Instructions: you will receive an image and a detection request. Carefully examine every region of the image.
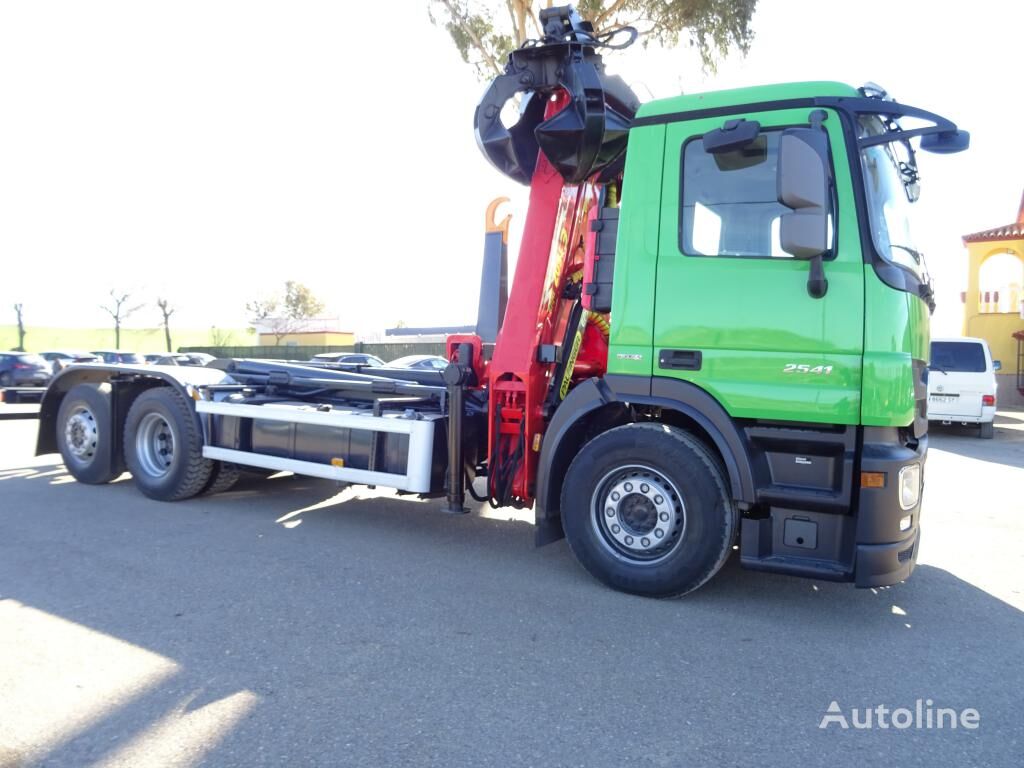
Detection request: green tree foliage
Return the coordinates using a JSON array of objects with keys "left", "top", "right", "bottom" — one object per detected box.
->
[
  {"left": 429, "top": 0, "right": 756, "bottom": 79},
  {"left": 283, "top": 280, "right": 325, "bottom": 321}
]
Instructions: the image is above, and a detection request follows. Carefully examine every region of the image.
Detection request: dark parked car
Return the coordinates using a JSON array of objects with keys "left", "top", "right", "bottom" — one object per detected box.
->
[
  {"left": 152, "top": 353, "right": 215, "bottom": 367},
  {"left": 0, "top": 352, "right": 52, "bottom": 387},
  {"left": 91, "top": 350, "right": 144, "bottom": 364},
  {"left": 387, "top": 354, "right": 449, "bottom": 371},
  {"left": 309, "top": 353, "right": 385, "bottom": 368},
  {"left": 40, "top": 350, "right": 101, "bottom": 374}
]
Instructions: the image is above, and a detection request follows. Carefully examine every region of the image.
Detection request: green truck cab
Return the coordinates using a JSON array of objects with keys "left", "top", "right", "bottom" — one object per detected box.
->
[{"left": 538, "top": 81, "right": 965, "bottom": 594}]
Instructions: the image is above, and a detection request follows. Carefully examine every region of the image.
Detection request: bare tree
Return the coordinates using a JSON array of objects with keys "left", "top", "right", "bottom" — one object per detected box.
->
[
  {"left": 246, "top": 296, "right": 289, "bottom": 345},
  {"left": 209, "top": 326, "right": 235, "bottom": 347},
  {"left": 246, "top": 282, "right": 326, "bottom": 346},
  {"left": 156, "top": 298, "right": 175, "bottom": 352},
  {"left": 100, "top": 290, "right": 143, "bottom": 349},
  {"left": 13, "top": 303, "right": 26, "bottom": 351}
]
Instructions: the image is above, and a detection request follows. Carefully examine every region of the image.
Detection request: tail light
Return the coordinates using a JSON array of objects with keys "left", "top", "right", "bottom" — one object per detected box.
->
[
  {"left": 13, "top": 363, "right": 29, "bottom": 369},
  {"left": 982, "top": 394, "right": 996, "bottom": 406}
]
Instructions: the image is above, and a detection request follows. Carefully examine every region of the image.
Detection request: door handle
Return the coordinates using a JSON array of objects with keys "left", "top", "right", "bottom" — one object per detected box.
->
[{"left": 659, "top": 349, "right": 702, "bottom": 371}]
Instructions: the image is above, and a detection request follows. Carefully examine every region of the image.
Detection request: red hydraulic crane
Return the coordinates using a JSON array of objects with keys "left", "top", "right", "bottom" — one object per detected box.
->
[{"left": 447, "top": 6, "right": 639, "bottom": 509}]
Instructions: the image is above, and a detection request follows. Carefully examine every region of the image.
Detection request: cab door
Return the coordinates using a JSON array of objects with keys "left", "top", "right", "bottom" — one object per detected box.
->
[{"left": 654, "top": 107, "right": 863, "bottom": 425}]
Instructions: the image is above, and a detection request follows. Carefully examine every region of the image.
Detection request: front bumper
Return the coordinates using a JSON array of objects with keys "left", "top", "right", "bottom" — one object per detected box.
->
[
  {"left": 852, "top": 431, "right": 926, "bottom": 587},
  {"left": 739, "top": 428, "right": 926, "bottom": 588}
]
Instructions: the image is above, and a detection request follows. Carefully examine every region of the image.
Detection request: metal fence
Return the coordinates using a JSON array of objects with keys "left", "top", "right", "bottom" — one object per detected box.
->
[{"left": 180, "top": 341, "right": 447, "bottom": 362}]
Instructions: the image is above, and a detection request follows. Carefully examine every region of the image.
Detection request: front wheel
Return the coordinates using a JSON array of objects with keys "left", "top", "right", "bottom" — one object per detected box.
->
[
  {"left": 124, "top": 387, "right": 213, "bottom": 500},
  {"left": 561, "top": 423, "right": 738, "bottom": 598}
]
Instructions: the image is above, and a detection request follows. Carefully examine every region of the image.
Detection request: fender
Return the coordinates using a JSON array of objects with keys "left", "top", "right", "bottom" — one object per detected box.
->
[
  {"left": 534, "top": 374, "right": 756, "bottom": 545},
  {"left": 35, "top": 364, "right": 227, "bottom": 456}
]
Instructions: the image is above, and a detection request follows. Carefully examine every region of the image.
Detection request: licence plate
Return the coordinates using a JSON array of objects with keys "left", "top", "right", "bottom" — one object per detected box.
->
[{"left": 929, "top": 395, "right": 957, "bottom": 404}]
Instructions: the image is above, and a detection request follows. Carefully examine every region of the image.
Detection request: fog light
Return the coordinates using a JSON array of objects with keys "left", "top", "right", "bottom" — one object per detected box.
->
[
  {"left": 899, "top": 514, "right": 912, "bottom": 532},
  {"left": 898, "top": 464, "right": 921, "bottom": 510}
]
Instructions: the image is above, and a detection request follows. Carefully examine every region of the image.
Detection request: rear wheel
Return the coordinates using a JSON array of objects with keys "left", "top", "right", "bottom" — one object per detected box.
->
[
  {"left": 561, "top": 423, "right": 738, "bottom": 598},
  {"left": 124, "top": 387, "right": 212, "bottom": 500},
  {"left": 202, "top": 461, "right": 241, "bottom": 494},
  {"left": 980, "top": 421, "right": 994, "bottom": 439},
  {"left": 0, "top": 372, "right": 12, "bottom": 387},
  {"left": 57, "top": 383, "right": 124, "bottom": 484}
]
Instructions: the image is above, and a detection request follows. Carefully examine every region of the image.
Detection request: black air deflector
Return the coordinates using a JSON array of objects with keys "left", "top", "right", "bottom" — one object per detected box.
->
[{"left": 582, "top": 207, "right": 618, "bottom": 312}]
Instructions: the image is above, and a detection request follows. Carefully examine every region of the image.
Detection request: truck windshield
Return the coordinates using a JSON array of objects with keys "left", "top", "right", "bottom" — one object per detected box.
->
[{"left": 858, "top": 116, "right": 927, "bottom": 280}]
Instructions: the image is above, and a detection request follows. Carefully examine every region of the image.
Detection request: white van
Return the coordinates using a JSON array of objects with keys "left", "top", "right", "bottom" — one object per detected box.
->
[{"left": 928, "top": 337, "right": 1000, "bottom": 438}]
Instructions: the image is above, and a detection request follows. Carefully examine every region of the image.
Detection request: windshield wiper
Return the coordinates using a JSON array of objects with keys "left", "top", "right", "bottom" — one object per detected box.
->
[{"left": 890, "top": 243, "right": 923, "bottom": 264}]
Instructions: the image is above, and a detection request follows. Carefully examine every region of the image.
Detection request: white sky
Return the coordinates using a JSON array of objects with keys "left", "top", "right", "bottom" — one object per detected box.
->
[{"left": 1, "top": 0, "right": 1022, "bottom": 337}]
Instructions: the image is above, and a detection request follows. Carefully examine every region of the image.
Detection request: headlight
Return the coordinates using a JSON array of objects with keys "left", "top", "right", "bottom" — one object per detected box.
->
[{"left": 898, "top": 464, "right": 921, "bottom": 510}]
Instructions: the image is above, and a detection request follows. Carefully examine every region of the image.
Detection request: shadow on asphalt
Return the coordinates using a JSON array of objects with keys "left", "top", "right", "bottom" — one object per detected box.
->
[
  {"left": 3, "top": 457, "right": 1022, "bottom": 765},
  {"left": 927, "top": 409, "right": 1024, "bottom": 469}
]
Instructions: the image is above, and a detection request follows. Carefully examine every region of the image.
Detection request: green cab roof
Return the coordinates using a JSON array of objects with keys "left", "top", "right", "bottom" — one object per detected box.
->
[{"left": 635, "top": 81, "right": 861, "bottom": 120}]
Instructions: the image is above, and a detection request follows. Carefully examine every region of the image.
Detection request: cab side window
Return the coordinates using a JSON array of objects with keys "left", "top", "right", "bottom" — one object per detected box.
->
[{"left": 680, "top": 131, "right": 833, "bottom": 259}]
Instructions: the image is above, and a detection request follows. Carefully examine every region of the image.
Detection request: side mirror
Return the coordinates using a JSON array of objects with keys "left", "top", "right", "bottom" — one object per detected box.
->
[
  {"left": 920, "top": 130, "right": 970, "bottom": 155},
  {"left": 993, "top": 360, "right": 1002, "bottom": 371},
  {"left": 777, "top": 129, "right": 829, "bottom": 257},
  {"left": 777, "top": 116, "right": 831, "bottom": 298}
]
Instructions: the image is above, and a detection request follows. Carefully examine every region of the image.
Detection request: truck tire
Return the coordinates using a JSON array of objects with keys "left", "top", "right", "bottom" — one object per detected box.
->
[
  {"left": 202, "top": 461, "right": 241, "bottom": 494},
  {"left": 56, "top": 383, "right": 124, "bottom": 484},
  {"left": 980, "top": 421, "right": 994, "bottom": 439},
  {"left": 124, "top": 387, "right": 213, "bottom": 501},
  {"left": 560, "top": 423, "right": 738, "bottom": 598}
]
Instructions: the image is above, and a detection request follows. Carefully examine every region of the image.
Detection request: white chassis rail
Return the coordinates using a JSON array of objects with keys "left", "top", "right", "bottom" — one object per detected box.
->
[{"left": 195, "top": 400, "right": 437, "bottom": 493}]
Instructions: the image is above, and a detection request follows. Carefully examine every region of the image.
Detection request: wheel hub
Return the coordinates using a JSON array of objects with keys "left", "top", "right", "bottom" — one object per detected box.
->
[
  {"left": 64, "top": 407, "right": 98, "bottom": 461},
  {"left": 135, "top": 412, "right": 175, "bottom": 478},
  {"left": 593, "top": 466, "right": 685, "bottom": 561}
]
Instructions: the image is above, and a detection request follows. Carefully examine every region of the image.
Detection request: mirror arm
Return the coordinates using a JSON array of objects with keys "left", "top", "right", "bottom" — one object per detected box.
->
[
  {"left": 807, "top": 255, "right": 828, "bottom": 299},
  {"left": 806, "top": 110, "right": 829, "bottom": 299}
]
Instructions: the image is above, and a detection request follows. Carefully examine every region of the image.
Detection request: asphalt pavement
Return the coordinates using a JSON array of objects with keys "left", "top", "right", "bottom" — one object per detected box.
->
[{"left": 1, "top": 414, "right": 1021, "bottom": 767}]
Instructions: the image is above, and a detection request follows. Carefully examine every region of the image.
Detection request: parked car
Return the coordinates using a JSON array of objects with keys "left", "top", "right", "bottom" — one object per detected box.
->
[
  {"left": 40, "top": 350, "right": 101, "bottom": 374},
  {"left": 387, "top": 354, "right": 449, "bottom": 371},
  {"left": 92, "top": 350, "right": 144, "bottom": 364},
  {"left": 142, "top": 353, "right": 167, "bottom": 364},
  {"left": 928, "top": 336, "right": 1000, "bottom": 438},
  {"left": 152, "top": 353, "right": 215, "bottom": 367},
  {"left": 309, "top": 353, "right": 385, "bottom": 368},
  {"left": 0, "top": 352, "right": 52, "bottom": 387}
]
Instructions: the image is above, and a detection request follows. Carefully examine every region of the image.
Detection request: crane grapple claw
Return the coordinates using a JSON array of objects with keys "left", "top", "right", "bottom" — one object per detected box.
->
[{"left": 473, "top": 5, "right": 640, "bottom": 185}]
